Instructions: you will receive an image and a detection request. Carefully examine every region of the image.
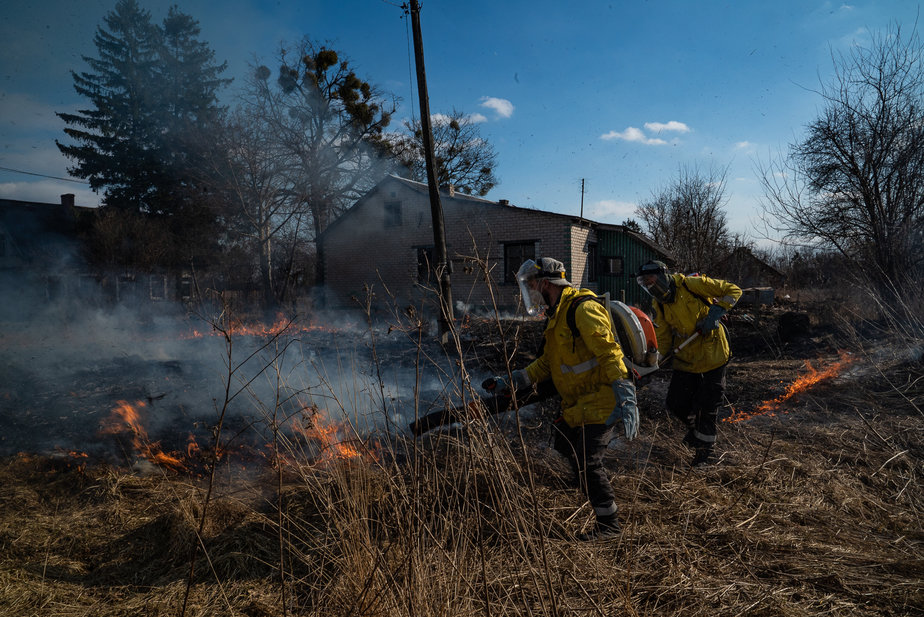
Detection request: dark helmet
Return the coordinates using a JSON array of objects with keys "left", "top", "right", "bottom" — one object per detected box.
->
[{"left": 636, "top": 260, "right": 674, "bottom": 302}]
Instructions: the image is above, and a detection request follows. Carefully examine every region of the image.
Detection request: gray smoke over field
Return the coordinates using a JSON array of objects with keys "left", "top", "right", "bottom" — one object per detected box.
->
[{"left": 0, "top": 285, "right": 464, "bottom": 464}]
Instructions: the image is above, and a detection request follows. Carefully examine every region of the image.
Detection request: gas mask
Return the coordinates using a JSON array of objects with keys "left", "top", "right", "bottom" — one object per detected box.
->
[{"left": 636, "top": 261, "right": 675, "bottom": 302}]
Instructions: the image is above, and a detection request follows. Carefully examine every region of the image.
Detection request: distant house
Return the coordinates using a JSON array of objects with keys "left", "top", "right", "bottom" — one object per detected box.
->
[
  {"left": 712, "top": 246, "right": 786, "bottom": 306},
  {"left": 317, "top": 175, "right": 673, "bottom": 314},
  {"left": 0, "top": 194, "right": 197, "bottom": 316},
  {"left": 713, "top": 247, "right": 785, "bottom": 289},
  {"left": 0, "top": 194, "right": 90, "bottom": 318}
]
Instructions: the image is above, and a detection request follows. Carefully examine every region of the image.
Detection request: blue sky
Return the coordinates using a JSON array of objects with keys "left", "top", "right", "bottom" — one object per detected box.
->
[{"left": 1, "top": 0, "right": 921, "bottom": 243}]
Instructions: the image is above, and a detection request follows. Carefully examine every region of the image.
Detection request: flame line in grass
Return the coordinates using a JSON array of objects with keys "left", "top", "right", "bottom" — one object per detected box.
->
[
  {"left": 99, "top": 400, "right": 187, "bottom": 471},
  {"left": 724, "top": 351, "right": 853, "bottom": 423},
  {"left": 182, "top": 313, "right": 342, "bottom": 339},
  {"left": 99, "top": 398, "right": 370, "bottom": 473}
]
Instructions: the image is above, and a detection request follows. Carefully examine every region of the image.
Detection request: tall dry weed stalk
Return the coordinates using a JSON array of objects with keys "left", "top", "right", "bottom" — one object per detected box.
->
[{"left": 179, "top": 293, "right": 297, "bottom": 616}]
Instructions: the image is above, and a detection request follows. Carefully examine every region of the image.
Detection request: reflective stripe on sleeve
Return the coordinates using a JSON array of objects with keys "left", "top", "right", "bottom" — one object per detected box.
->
[{"left": 560, "top": 357, "right": 599, "bottom": 374}]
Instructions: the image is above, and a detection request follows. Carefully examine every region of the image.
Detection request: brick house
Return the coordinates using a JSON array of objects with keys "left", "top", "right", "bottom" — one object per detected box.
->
[{"left": 317, "top": 175, "right": 673, "bottom": 314}]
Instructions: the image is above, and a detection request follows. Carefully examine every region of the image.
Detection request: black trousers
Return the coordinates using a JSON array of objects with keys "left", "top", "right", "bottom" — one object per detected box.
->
[
  {"left": 666, "top": 363, "right": 727, "bottom": 449},
  {"left": 553, "top": 422, "right": 617, "bottom": 512}
]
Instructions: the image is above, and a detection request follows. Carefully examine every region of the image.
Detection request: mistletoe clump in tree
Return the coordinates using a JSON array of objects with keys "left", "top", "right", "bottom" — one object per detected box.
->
[
  {"left": 384, "top": 108, "right": 498, "bottom": 197},
  {"left": 234, "top": 39, "right": 397, "bottom": 292}
]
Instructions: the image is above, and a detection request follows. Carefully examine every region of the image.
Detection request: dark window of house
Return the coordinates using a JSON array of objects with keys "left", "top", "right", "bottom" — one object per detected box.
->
[
  {"left": 0, "top": 234, "right": 5, "bottom": 257},
  {"left": 384, "top": 201, "right": 402, "bottom": 228},
  {"left": 417, "top": 246, "right": 434, "bottom": 283},
  {"left": 504, "top": 241, "right": 535, "bottom": 283},
  {"left": 149, "top": 274, "right": 166, "bottom": 300},
  {"left": 602, "top": 256, "right": 624, "bottom": 276},
  {"left": 587, "top": 243, "right": 598, "bottom": 282},
  {"left": 78, "top": 274, "right": 96, "bottom": 296},
  {"left": 179, "top": 275, "right": 193, "bottom": 300},
  {"left": 118, "top": 274, "right": 138, "bottom": 304}
]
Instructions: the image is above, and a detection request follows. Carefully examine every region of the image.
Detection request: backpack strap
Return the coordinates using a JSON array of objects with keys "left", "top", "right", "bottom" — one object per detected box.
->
[
  {"left": 565, "top": 294, "right": 603, "bottom": 352},
  {"left": 680, "top": 277, "right": 713, "bottom": 307}
]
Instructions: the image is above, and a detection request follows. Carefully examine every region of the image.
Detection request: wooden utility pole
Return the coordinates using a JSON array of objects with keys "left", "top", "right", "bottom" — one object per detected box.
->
[
  {"left": 408, "top": 0, "right": 454, "bottom": 340},
  {"left": 580, "top": 178, "right": 585, "bottom": 220}
]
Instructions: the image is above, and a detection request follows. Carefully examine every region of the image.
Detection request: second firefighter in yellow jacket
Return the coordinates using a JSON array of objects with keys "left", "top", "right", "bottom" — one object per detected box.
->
[{"left": 637, "top": 260, "right": 741, "bottom": 467}]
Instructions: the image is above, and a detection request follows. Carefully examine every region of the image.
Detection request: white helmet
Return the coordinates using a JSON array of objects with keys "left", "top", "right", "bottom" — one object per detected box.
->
[{"left": 516, "top": 257, "right": 571, "bottom": 316}]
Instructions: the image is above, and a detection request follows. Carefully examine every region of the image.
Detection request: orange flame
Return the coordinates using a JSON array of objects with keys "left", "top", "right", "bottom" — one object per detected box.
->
[
  {"left": 182, "top": 313, "right": 343, "bottom": 340},
  {"left": 292, "top": 404, "right": 364, "bottom": 464},
  {"left": 725, "top": 351, "right": 853, "bottom": 423},
  {"left": 100, "top": 400, "right": 187, "bottom": 471},
  {"left": 186, "top": 433, "right": 200, "bottom": 458}
]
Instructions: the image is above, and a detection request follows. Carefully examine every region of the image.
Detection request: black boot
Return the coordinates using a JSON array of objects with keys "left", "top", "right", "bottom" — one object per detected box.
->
[
  {"left": 576, "top": 513, "right": 621, "bottom": 541},
  {"left": 691, "top": 448, "right": 716, "bottom": 467}
]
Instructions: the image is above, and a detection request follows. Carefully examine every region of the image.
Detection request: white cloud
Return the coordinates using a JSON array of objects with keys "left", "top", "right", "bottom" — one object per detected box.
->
[
  {"left": 644, "top": 120, "right": 690, "bottom": 134},
  {"left": 586, "top": 199, "right": 637, "bottom": 220},
  {"left": 431, "top": 112, "right": 488, "bottom": 125},
  {"left": 734, "top": 141, "right": 754, "bottom": 149},
  {"left": 479, "top": 96, "right": 514, "bottom": 118},
  {"left": 600, "top": 126, "right": 666, "bottom": 145}
]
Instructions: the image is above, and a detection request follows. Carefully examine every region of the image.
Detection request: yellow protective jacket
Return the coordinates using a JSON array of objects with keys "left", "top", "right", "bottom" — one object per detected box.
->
[
  {"left": 524, "top": 287, "right": 629, "bottom": 427},
  {"left": 652, "top": 273, "right": 742, "bottom": 374}
]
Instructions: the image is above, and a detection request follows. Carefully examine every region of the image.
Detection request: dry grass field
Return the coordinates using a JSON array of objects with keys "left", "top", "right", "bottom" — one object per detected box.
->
[{"left": 0, "top": 300, "right": 921, "bottom": 616}]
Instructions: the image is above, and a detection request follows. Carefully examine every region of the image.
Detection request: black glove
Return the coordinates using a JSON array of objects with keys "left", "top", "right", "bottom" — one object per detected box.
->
[
  {"left": 482, "top": 370, "right": 531, "bottom": 395},
  {"left": 482, "top": 376, "right": 511, "bottom": 395},
  {"left": 697, "top": 304, "right": 726, "bottom": 334}
]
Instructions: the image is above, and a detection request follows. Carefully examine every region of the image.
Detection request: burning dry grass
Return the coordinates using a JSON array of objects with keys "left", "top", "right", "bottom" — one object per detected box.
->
[{"left": 1, "top": 310, "right": 922, "bottom": 616}]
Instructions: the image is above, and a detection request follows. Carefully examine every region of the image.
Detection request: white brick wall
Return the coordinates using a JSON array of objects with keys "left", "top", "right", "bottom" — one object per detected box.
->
[{"left": 321, "top": 178, "right": 591, "bottom": 313}]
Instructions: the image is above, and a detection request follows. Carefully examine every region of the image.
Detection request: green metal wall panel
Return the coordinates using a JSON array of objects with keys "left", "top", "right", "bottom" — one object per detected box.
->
[{"left": 595, "top": 229, "right": 663, "bottom": 308}]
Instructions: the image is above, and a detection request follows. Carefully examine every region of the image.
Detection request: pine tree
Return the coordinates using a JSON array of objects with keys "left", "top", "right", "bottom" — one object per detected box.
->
[
  {"left": 57, "top": 0, "right": 162, "bottom": 211},
  {"left": 154, "top": 6, "right": 231, "bottom": 260},
  {"left": 57, "top": 0, "right": 230, "bottom": 265}
]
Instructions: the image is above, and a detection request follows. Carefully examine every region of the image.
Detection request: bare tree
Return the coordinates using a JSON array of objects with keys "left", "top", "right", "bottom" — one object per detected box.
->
[
  {"left": 204, "top": 106, "right": 305, "bottom": 308},
  {"left": 384, "top": 108, "right": 498, "bottom": 196},
  {"left": 759, "top": 23, "right": 924, "bottom": 296},
  {"left": 636, "top": 164, "right": 731, "bottom": 272},
  {"left": 245, "top": 41, "right": 396, "bottom": 269}
]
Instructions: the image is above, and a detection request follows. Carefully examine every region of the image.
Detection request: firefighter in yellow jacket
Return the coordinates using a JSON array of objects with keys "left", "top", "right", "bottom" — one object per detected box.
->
[
  {"left": 489, "top": 257, "right": 638, "bottom": 540},
  {"left": 636, "top": 260, "right": 741, "bottom": 467}
]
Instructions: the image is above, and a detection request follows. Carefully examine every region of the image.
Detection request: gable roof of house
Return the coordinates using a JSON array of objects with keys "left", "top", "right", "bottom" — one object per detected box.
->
[
  {"left": 320, "top": 174, "right": 674, "bottom": 260},
  {"left": 713, "top": 246, "right": 785, "bottom": 279}
]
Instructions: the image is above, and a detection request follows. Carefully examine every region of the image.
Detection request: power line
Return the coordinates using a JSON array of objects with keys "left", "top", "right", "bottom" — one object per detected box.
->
[{"left": 0, "top": 165, "right": 90, "bottom": 184}]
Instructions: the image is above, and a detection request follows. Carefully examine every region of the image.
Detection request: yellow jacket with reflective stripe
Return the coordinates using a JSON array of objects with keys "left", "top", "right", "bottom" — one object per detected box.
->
[
  {"left": 525, "top": 287, "right": 629, "bottom": 427},
  {"left": 652, "top": 274, "right": 742, "bottom": 374}
]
